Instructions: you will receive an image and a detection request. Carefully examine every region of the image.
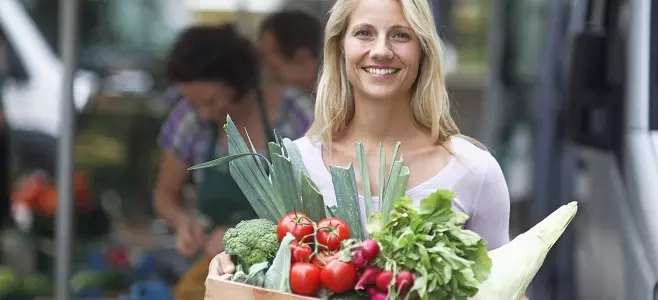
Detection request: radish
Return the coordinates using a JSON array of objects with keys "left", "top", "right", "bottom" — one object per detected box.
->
[
  {"left": 371, "top": 291, "right": 388, "bottom": 300},
  {"left": 355, "top": 266, "right": 382, "bottom": 291},
  {"left": 375, "top": 271, "right": 394, "bottom": 291},
  {"left": 353, "top": 250, "right": 368, "bottom": 269},
  {"left": 366, "top": 287, "right": 381, "bottom": 297},
  {"left": 395, "top": 271, "right": 414, "bottom": 292},
  {"left": 360, "top": 239, "right": 380, "bottom": 261}
]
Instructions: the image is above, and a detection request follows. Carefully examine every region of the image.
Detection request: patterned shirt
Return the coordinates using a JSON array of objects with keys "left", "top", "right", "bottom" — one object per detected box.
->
[{"left": 158, "top": 87, "right": 314, "bottom": 184}]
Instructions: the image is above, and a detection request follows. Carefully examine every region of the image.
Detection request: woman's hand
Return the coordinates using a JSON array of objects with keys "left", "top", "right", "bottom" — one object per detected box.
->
[
  {"left": 175, "top": 216, "right": 208, "bottom": 257},
  {"left": 206, "top": 252, "right": 236, "bottom": 282}
]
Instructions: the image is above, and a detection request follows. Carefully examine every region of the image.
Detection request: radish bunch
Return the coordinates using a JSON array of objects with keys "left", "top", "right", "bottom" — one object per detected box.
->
[{"left": 350, "top": 239, "right": 417, "bottom": 299}]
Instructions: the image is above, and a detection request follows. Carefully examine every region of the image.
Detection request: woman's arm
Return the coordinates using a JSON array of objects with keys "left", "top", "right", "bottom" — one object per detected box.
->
[
  {"left": 153, "top": 151, "right": 191, "bottom": 230},
  {"left": 468, "top": 154, "right": 511, "bottom": 250},
  {"left": 154, "top": 99, "right": 200, "bottom": 230}
]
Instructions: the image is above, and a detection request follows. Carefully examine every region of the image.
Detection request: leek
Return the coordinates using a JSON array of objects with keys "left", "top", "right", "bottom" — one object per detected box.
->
[
  {"left": 470, "top": 201, "right": 579, "bottom": 300},
  {"left": 329, "top": 164, "right": 365, "bottom": 241}
]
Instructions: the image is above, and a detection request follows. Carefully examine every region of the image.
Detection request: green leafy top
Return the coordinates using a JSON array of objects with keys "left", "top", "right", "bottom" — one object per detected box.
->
[
  {"left": 188, "top": 116, "right": 411, "bottom": 242},
  {"left": 188, "top": 116, "right": 326, "bottom": 223},
  {"left": 367, "top": 190, "right": 492, "bottom": 300}
]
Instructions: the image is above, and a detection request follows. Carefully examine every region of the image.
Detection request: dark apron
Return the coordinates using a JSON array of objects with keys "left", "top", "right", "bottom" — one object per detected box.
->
[
  {"left": 196, "top": 87, "right": 276, "bottom": 228},
  {"left": 175, "top": 88, "right": 275, "bottom": 300}
]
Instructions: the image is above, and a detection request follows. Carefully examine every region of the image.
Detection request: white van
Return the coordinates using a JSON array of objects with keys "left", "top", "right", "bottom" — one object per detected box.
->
[{"left": 485, "top": 0, "right": 658, "bottom": 299}]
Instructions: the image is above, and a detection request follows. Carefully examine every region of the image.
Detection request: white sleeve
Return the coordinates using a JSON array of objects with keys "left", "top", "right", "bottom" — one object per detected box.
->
[{"left": 467, "top": 154, "right": 511, "bottom": 250}]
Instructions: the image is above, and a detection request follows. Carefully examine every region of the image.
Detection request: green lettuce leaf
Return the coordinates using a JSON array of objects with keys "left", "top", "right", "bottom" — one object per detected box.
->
[
  {"left": 370, "top": 190, "right": 492, "bottom": 299},
  {"left": 264, "top": 233, "right": 295, "bottom": 292},
  {"left": 231, "top": 261, "right": 270, "bottom": 287}
]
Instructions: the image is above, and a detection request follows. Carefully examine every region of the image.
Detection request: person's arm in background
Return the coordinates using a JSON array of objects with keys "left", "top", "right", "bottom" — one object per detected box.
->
[
  {"left": 154, "top": 150, "right": 191, "bottom": 232},
  {"left": 153, "top": 100, "right": 207, "bottom": 257}
]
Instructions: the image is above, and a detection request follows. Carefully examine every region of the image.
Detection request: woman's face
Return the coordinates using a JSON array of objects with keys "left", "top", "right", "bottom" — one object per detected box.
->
[
  {"left": 175, "top": 81, "right": 236, "bottom": 123},
  {"left": 343, "top": 0, "right": 422, "bottom": 101}
]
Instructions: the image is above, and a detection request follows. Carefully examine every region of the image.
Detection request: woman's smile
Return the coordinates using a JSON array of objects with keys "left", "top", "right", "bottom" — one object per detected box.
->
[{"left": 362, "top": 66, "right": 401, "bottom": 79}]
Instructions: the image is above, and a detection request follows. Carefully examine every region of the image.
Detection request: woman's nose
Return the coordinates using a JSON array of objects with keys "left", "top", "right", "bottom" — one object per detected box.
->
[{"left": 369, "top": 36, "right": 394, "bottom": 60}]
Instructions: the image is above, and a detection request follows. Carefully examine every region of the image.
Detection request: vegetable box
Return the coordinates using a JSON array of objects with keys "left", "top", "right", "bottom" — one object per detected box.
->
[
  {"left": 205, "top": 278, "right": 317, "bottom": 300},
  {"left": 193, "top": 117, "right": 580, "bottom": 300}
]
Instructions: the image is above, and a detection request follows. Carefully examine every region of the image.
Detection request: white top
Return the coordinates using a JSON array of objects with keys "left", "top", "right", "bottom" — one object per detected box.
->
[{"left": 293, "top": 135, "right": 511, "bottom": 250}]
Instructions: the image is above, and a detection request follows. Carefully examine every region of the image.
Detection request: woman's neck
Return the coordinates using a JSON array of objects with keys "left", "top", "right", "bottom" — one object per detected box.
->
[{"left": 341, "top": 91, "right": 420, "bottom": 148}]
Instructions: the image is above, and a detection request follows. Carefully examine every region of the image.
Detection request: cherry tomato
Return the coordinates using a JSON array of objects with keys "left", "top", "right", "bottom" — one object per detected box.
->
[
  {"left": 291, "top": 240, "right": 313, "bottom": 263},
  {"left": 277, "top": 212, "right": 315, "bottom": 243},
  {"left": 320, "top": 259, "right": 358, "bottom": 293},
  {"left": 316, "top": 218, "right": 351, "bottom": 251},
  {"left": 290, "top": 262, "right": 321, "bottom": 296},
  {"left": 311, "top": 249, "right": 338, "bottom": 269}
]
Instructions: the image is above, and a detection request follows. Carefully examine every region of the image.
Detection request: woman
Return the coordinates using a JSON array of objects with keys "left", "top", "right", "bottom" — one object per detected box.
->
[
  {"left": 207, "top": 0, "right": 511, "bottom": 282},
  {"left": 153, "top": 24, "right": 313, "bottom": 298}
]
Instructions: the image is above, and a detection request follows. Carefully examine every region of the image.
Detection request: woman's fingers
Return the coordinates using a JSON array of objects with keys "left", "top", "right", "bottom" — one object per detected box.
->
[
  {"left": 206, "top": 254, "right": 221, "bottom": 282},
  {"left": 206, "top": 252, "right": 236, "bottom": 283},
  {"left": 217, "top": 252, "right": 235, "bottom": 274}
]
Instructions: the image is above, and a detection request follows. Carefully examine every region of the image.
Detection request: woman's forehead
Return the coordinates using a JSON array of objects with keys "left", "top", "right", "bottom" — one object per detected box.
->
[{"left": 348, "top": 0, "right": 411, "bottom": 28}]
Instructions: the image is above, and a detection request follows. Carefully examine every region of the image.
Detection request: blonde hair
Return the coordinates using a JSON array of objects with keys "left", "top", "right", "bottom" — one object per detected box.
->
[{"left": 307, "top": 0, "right": 482, "bottom": 151}]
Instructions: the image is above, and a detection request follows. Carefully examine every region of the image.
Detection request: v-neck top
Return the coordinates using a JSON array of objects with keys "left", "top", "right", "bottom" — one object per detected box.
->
[{"left": 292, "top": 135, "right": 511, "bottom": 250}]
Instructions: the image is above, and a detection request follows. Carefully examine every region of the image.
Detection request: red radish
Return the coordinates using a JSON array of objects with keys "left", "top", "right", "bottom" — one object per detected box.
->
[
  {"left": 355, "top": 266, "right": 382, "bottom": 291},
  {"left": 371, "top": 291, "right": 388, "bottom": 300},
  {"left": 352, "top": 250, "right": 368, "bottom": 269},
  {"left": 395, "top": 271, "right": 414, "bottom": 292},
  {"left": 366, "top": 287, "right": 380, "bottom": 297},
  {"left": 360, "top": 239, "right": 380, "bottom": 261},
  {"left": 375, "top": 271, "right": 394, "bottom": 291}
]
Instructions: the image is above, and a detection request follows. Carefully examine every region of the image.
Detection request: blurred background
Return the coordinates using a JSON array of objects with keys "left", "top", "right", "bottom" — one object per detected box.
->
[{"left": 0, "top": 0, "right": 655, "bottom": 299}]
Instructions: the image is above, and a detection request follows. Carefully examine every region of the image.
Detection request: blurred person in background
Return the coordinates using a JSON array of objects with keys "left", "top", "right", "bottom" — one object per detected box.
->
[
  {"left": 161, "top": 10, "right": 322, "bottom": 140},
  {"left": 153, "top": 24, "right": 314, "bottom": 299},
  {"left": 257, "top": 10, "right": 322, "bottom": 125}
]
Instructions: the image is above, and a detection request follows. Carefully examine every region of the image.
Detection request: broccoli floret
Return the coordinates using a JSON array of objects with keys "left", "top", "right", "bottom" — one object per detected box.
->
[{"left": 223, "top": 219, "right": 279, "bottom": 266}]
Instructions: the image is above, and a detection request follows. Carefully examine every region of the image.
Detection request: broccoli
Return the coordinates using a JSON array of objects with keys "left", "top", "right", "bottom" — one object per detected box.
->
[{"left": 223, "top": 219, "right": 280, "bottom": 267}]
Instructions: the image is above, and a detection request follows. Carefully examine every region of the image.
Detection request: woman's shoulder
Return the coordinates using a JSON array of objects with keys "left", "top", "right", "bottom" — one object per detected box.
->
[
  {"left": 161, "top": 100, "right": 205, "bottom": 139},
  {"left": 448, "top": 135, "right": 501, "bottom": 178},
  {"left": 292, "top": 135, "right": 321, "bottom": 155},
  {"left": 158, "top": 99, "right": 208, "bottom": 164}
]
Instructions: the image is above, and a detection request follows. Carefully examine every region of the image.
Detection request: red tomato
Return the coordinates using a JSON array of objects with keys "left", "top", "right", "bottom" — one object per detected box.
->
[
  {"left": 316, "top": 218, "right": 351, "bottom": 251},
  {"left": 291, "top": 241, "right": 313, "bottom": 263},
  {"left": 311, "top": 250, "right": 338, "bottom": 269},
  {"left": 277, "top": 212, "right": 315, "bottom": 243},
  {"left": 320, "top": 259, "right": 358, "bottom": 293},
  {"left": 290, "top": 263, "right": 321, "bottom": 296}
]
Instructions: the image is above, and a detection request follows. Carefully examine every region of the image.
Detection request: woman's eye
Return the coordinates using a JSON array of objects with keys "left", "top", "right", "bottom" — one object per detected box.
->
[
  {"left": 392, "top": 32, "right": 411, "bottom": 39},
  {"left": 354, "top": 30, "right": 371, "bottom": 37}
]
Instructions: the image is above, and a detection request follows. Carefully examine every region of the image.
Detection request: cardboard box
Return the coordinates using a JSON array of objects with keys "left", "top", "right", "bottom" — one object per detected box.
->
[{"left": 205, "top": 278, "right": 319, "bottom": 300}]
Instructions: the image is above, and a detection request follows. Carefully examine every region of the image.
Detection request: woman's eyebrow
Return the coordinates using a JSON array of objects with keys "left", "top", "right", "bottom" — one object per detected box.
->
[
  {"left": 350, "top": 23, "right": 412, "bottom": 31},
  {"left": 350, "top": 23, "right": 373, "bottom": 29},
  {"left": 389, "top": 24, "right": 412, "bottom": 31}
]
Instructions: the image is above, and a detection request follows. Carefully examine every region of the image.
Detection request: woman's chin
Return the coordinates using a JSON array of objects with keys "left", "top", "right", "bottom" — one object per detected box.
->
[{"left": 357, "top": 88, "right": 403, "bottom": 102}]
